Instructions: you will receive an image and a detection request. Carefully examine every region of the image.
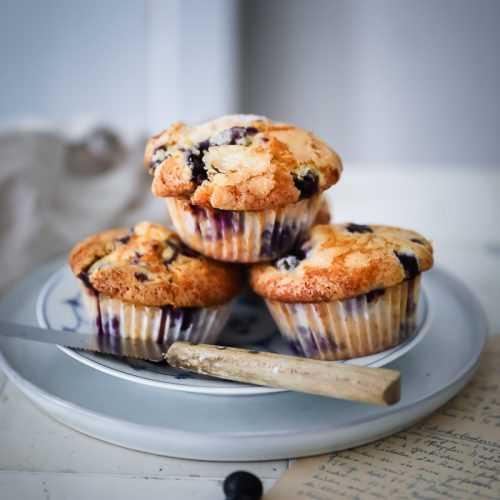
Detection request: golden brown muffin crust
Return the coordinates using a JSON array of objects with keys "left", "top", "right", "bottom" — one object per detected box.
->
[
  {"left": 69, "top": 222, "right": 243, "bottom": 307},
  {"left": 144, "top": 115, "right": 342, "bottom": 210},
  {"left": 250, "top": 223, "right": 434, "bottom": 303}
]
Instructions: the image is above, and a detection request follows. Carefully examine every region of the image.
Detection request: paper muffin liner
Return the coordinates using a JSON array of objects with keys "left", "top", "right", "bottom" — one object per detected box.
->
[
  {"left": 79, "top": 284, "right": 232, "bottom": 346},
  {"left": 265, "top": 275, "right": 422, "bottom": 361},
  {"left": 165, "top": 195, "right": 323, "bottom": 263}
]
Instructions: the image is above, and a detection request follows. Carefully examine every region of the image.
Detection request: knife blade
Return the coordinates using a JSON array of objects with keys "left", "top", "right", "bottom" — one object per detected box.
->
[
  {"left": 0, "top": 320, "right": 401, "bottom": 405},
  {"left": 0, "top": 320, "right": 165, "bottom": 361}
]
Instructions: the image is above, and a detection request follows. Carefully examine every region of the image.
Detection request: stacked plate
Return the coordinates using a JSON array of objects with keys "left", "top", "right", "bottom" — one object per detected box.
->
[{"left": 0, "top": 259, "right": 487, "bottom": 460}]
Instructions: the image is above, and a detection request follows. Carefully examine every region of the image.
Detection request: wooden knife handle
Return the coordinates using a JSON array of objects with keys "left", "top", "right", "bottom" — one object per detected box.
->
[{"left": 166, "top": 342, "right": 400, "bottom": 405}]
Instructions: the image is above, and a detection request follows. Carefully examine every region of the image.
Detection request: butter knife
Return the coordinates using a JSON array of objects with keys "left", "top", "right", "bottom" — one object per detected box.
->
[{"left": 0, "top": 320, "right": 400, "bottom": 405}]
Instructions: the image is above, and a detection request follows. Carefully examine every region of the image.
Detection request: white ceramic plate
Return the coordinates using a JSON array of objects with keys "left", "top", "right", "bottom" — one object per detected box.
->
[
  {"left": 0, "top": 260, "right": 487, "bottom": 460},
  {"left": 36, "top": 265, "right": 430, "bottom": 395}
]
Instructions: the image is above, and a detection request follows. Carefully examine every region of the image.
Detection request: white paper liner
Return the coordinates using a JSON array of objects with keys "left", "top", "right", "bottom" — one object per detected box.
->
[
  {"left": 79, "top": 285, "right": 232, "bottom": 346},
  {"left": 265, "top": 275, "right": 422, "bottom": 360},
  {"left": 166, "top": 195, "right": 323, "bottom": 263}
]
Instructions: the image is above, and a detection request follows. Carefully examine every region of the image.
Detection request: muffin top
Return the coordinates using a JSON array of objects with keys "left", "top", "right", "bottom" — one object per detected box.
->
[
  {"left": 144, "top": 114, "right": 342, "bottom": 211},
  {"left": 69, "top": 222, "right": 243, "bottom": 307},
  {"left": 250, "top": 223, "right": 434, "bottom": 302}
]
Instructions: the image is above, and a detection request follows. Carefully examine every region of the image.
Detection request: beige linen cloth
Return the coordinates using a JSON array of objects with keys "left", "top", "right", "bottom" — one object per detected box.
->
[{"left": 0, "top": 124, "right": 168, "bottom": 293}]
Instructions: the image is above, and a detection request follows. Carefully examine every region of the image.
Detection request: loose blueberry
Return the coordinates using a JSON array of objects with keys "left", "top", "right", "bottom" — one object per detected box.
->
[
  {"left": 223, "top": 471, "right": 263, "bottom": 500},
  {"left": 293, "top": 170, "right": 319, "bottom": 199},
  {"left": 346, "top": 223, "right": 373, "bottom": 234},
  {"left": 134, "top": 272, "right": 149, "bottom": 282},
  {"left": 394, "top": 251, "right": 420, "bottom": 280},
  {"left": 366, "top": 288, "right": 385, "bottom": 303}
]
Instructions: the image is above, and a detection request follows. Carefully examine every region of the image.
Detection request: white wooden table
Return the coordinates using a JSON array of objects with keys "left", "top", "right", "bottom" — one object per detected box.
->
[{"left": 1, "top": 164, "right": 499, "bottom": 500}]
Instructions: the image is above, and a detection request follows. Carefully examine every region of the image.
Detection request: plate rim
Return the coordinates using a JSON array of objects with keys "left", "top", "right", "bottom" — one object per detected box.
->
[
  {"left": 0, "top": 341, "right": 481, "bottom": 459},
  {"left": 35, "top": 265, "right": 432, "bottom": 395},
  {"left": 35, "top": 267, "right": 284, "bottom": 396},
  {"left": 0, "top": 263, "right": 489, "bottom": 459},
  {"left": 0, "top": 344, "right": 481, "bottom": 440}
]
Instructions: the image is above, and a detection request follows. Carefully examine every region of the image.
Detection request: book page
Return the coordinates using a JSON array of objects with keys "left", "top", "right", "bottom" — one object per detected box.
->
[{"left": 265, "top": 338, "right": 500, "bottom": 500}]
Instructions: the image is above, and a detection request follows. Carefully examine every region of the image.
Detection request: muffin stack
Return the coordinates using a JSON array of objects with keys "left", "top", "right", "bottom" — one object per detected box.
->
[{"left": 70, "top": 115, "right": 433, "bottom": 361}]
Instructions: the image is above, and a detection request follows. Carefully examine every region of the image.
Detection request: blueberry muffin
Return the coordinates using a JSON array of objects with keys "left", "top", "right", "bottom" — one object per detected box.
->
[
  {"left": 69, "top": 222, "right": 243, "bottom": 345},
  {"left": 144, "top": 114, "right": 342, "bottom": 262},
  {"left": 250, "top": 223, "right": 433, "bottom": 360}
]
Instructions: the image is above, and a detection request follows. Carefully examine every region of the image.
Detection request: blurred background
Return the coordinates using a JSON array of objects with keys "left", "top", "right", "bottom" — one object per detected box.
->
[
  {"left": 1, "top": 0, "right": 500, "bottom": 320},
  {"left": 3, "top": 0, "right": 500, "bottom": 162}
]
